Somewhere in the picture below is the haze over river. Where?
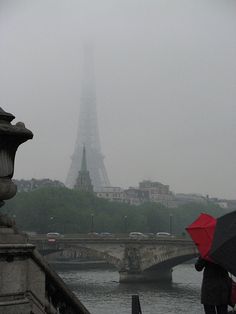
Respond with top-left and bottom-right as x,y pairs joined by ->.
59,263 -> 204,314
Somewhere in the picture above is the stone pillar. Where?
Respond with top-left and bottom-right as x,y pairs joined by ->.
121,245 -> 173,283
0,231 -> 47,314
0,108 -> 45,313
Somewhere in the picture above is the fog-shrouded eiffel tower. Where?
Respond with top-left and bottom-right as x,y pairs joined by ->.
66,45 -> 110,190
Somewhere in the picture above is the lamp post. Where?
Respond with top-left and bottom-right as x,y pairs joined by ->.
124,215 -> 127,234
169,214 -> 173,235
0,107 -> 33,227
50,216 -> 55,231
90,213 -> 94,233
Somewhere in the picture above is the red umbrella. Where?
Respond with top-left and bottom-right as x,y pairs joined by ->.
186,213 -> 216,261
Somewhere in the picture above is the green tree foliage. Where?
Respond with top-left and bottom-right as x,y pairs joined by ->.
3,187 -> 231,235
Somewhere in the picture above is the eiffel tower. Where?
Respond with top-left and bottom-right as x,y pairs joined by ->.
66,46 -> 110,189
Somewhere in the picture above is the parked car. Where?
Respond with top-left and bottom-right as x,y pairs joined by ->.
87,232 -> 99,237
47,232 -> 61,238
24,231 -> 37,236
129,232 -> 148,239
156,232 -> 171,237
99,232 -> 113,237
145,233 -> 155,238
46,232 -> 62,242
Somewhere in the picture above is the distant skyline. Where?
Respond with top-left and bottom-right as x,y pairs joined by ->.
0,0 -> 236,199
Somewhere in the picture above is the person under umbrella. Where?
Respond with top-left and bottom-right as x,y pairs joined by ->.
186,213 -> 231,314
195,256 -> 230,314
209,211 -> 236,277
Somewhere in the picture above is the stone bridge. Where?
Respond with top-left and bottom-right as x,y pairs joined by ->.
30,236 -> 198,283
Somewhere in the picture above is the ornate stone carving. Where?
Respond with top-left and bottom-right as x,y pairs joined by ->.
0,107 -> 33,226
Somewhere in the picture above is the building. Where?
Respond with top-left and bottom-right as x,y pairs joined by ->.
124,187 -> 149,205
95,186 -> 124,202
96,180 -> 174,207
13,178 -> 65,192
139,180 -> 170,193
226,200 -> 236,210
139,180 -> 175,207
96,186 -> 149,205
174,193 -> 208,206
66,45 -> 110,189
74,146 -> 93,193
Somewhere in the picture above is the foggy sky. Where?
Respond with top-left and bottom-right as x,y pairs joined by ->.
0,0 -> 236,199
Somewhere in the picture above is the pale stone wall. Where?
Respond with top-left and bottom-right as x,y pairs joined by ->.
0,229 -> 90,314
0,239 -> 47,313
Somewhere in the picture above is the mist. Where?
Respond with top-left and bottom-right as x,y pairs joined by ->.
0,0 -> 236,198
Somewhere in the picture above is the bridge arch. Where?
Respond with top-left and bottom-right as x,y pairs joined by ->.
45,245 -> 122,270
137,244 -> 198,272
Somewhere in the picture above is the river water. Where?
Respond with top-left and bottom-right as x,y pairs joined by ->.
59,263 -> 204,314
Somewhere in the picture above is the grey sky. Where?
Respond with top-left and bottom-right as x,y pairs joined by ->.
0,0 -> 236,199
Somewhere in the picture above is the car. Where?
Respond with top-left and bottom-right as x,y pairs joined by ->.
46,232 -> 63,243
24,231 -> 37,236
129,232 -> 148,239
87,232 -> 99,237
46,232 -> 61,239
47,238 -> 57,243
99,232 -> 113,237
156,232 -> 171,237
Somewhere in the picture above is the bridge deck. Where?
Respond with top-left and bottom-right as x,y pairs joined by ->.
29,235 -> 194,245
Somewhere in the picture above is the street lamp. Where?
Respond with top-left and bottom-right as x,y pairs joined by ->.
49,216 -> 55,231
169,214 -> 173,235
90,213 -> 94,233
124,215 -> 127,234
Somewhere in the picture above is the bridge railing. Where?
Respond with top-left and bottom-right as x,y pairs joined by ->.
32,249 -> 90,313
29,233 -> 190,241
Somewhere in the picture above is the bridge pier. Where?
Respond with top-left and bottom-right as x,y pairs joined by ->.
119,268 -> 172,283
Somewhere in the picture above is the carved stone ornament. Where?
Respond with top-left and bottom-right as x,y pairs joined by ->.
0,107 -> 33,226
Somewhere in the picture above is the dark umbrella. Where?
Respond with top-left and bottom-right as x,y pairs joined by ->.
186,213 -> 216,261
209,211 -> 236,276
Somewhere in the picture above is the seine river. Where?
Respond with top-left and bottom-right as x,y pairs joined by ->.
59,263 -> 204,314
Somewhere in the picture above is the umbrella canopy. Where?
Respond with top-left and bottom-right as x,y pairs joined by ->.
209,211 -> 236,276
186,213 -> 216,260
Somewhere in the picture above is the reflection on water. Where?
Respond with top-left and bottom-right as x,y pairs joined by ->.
59,264 -> 203,314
